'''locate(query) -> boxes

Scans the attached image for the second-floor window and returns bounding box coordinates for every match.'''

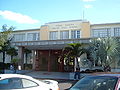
[114,27,120,36]
[27,33,39,41]
[92,28,111,37]
[13,33,25,41]
[71,30,80,39]
[60,31,69,39]
[49,31,58,40]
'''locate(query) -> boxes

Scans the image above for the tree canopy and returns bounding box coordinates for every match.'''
[62,43,87,69]
[0,25,14,49]
[0,25,14,63]
[90,37,120,67]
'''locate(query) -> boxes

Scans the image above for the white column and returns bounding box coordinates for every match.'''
[25,32,27,41]
[58,30,60,39]
[69,30,71,39]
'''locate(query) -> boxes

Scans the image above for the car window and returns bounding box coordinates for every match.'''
[70,76,118,90]
[0,78,22,89]
[22,78,39,88]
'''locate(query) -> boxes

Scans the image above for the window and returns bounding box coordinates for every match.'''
[60,31,69,39]
[114,27,120,36]
[49,31,58,40]
[0,78,22,89]
[27,33,39,41]
[22,79,38,88]
[92,28,111,37]
[0,78,39,89]
[13,33,25,41]
[71,30,80,39]
[71,76,118,90]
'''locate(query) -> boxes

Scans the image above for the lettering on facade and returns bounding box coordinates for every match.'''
[50,23,80,30]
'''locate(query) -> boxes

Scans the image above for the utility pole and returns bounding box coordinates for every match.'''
[82,10,85,20]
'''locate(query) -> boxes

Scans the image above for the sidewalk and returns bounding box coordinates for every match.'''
[3,70,120,80]
[25,71,70,79]
[4,70,32,74]
[24,71,91,80]
[4,70,91,80]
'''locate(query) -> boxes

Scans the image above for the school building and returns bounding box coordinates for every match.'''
[1,20,120,72]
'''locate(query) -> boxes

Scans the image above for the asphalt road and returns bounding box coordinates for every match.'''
[57,80,77,90]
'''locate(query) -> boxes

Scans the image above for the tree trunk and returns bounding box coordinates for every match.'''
[25,53,27,64]
[74,57,80,71]
[2,51,5,74]
[11,55,13,61]
[25,53,28,69]
[3,51,5,63]
[76,57,80,68]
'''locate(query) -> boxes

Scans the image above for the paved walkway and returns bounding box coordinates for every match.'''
[25,71,70,79]
[24,71,91,80]
[3,70,120,80]
[4,70,91,80]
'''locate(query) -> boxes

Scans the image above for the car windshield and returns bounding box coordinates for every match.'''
[70,76,118,90]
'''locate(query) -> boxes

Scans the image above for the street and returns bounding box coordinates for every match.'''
[57,80,77,90]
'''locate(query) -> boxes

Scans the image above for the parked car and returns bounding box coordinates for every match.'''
[0,74,59,90]
[70,74,120,90]
[80,66,104,73]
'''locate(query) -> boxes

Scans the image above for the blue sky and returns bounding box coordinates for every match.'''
[0,0,120,30]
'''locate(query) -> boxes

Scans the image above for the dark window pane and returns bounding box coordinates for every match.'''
[0,78,22,89]
[70,76,118,90]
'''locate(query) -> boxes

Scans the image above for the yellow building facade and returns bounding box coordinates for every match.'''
[39,20,90,40]
[12,20,120,42]
[8,20,120,72]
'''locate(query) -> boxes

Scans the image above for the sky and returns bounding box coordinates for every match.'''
[0,0,120,30]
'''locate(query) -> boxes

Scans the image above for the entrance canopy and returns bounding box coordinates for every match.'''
[12,38,90,50]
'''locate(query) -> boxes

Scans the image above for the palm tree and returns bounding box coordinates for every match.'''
[11,58,19,73]
[62,43,87,71]
[90,37,120,70]
[24,48,31,69]
[101,37,120,66]
[89,38,102,67]
[6,47,18,61]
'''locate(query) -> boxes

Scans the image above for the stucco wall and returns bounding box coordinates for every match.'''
[40,25,49,40]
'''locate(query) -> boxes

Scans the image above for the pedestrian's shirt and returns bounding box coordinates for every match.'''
[10,65,14,70]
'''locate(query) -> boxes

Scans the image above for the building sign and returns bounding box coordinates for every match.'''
[48,21,82,31]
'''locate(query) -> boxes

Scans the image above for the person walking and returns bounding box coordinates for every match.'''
[74,68,80,80]
[10,64,14,73]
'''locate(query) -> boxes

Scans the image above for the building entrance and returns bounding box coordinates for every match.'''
[37,50,62,72]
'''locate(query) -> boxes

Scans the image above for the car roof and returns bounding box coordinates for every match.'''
[100,74,120,77]
[0,74,33,80]
[91,74,120,78]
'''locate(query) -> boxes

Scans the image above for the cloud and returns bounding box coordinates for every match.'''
[82,0,96,2]
[84,4,93,8]
[0,10,39,24]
